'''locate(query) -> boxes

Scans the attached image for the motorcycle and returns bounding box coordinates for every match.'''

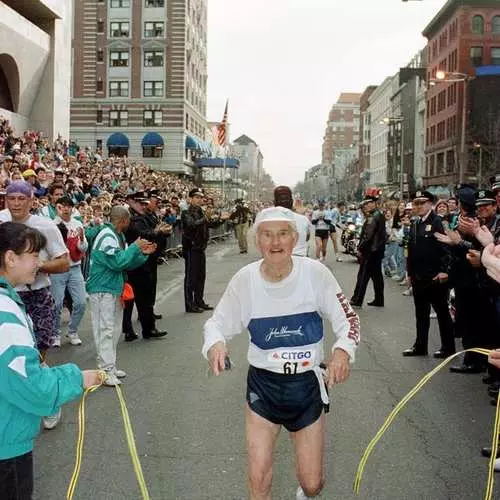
[341,217,362,257]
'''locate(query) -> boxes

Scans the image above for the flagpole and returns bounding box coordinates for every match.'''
[222,144,227,203]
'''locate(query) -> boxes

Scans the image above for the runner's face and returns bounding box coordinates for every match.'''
[257,221,298,264]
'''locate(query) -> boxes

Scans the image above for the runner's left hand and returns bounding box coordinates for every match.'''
[326,348,350,387]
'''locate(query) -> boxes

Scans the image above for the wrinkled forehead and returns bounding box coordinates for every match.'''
[257,220,295,233]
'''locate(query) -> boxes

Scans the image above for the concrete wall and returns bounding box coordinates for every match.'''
[0,0,72,139]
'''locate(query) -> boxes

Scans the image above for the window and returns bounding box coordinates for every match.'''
[143,81,163,97]
[492,48,500,66]
[96,110,103,123]
[437,152,445,174]
[110,22,129,37]
[145,0,164,6]
[97,20,104,33]
[144,50,163,67]
[446,150,454,173]
[109,110,128,127]
[144,22,164,37]
[493,16,500,34]
[109,81,129,97]
[110,0,130,6]
[96,79,103,92]
[97,49,104,62]
[470,46,483,67]
[96,139,103,150]
[143,110,163,126]
[472,15,484,34]
[110,50,129,67]
[143,145,163,158]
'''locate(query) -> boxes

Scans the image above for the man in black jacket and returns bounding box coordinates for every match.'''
[403,190,455,358]
[123,191,169,340]
[182,188,227,313]
[350,195,386,308]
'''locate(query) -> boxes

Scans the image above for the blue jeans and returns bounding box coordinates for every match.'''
[50,265,86,336]
[394,245,406,276]
[382,242,397,274]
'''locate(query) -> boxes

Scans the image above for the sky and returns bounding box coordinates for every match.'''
[207,0,447,187]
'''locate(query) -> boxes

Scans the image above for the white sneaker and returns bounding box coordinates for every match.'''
[430,311,437,319]
[402,288,413,296]
[52,336,61,348]
[336,256,343,262]
[43,408,62,430]
[296,486,311,499]
[494,458,500,472]
[66,333,82,346]
[103,371,122,386]
[114,369,127,379]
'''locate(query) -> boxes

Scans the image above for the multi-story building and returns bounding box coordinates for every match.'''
[321,93,361,165]
[423,0,500,187]
[0,0,72,139]
[356,86,377,196]
[70,0,209,172]
[231,135,264,200]
[368,76,395,186]
[303,164,332,202]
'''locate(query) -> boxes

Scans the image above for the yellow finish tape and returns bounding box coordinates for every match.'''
[66,375,151,500]
[353,348,498,499]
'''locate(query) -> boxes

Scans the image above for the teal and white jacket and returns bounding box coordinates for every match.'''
[0,278,83,460]
[86,223,148,296]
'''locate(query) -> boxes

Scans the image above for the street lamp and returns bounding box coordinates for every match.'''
[430,71,474,184]
[381,116,405,199]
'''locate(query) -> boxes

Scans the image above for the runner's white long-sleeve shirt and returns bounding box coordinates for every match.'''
[202,257,360,375]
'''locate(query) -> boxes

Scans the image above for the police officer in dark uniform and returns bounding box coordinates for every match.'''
[350,194,386,308]
[182,188,226,313]
[403,190,455,358]
[123,191,168,340]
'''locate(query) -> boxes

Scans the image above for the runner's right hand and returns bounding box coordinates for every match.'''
[207,341,228,376]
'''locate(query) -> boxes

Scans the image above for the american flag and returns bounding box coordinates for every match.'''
[216,100,228,146]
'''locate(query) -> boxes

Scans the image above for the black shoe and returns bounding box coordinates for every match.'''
[449,364,484,374]
[367,301,384,307]
[481,446,500,458]
[403,347,428,357]
[143,329,167,339]
[239,250,248,254]
[124,332,138,342]
[488,387,499,399]
[186,306,204,313]
[199,304,214,311]
[153,313,163,320]
[433,349,455,359]
[350,300,362,308]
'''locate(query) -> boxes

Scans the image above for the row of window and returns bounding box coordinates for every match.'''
[107,21,165,38]
[471,15,500,35]
[426,150,455,177]
[96,110,163,127]
[95,80,164,97]
[105,50,164,67]
[98,0,165,8]
[426,116,458,146]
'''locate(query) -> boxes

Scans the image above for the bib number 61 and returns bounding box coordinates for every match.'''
[283,361,298,375]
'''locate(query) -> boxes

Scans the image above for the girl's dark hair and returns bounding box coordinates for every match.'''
[0,222,46,266]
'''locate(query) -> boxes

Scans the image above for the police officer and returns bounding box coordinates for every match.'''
[403,190,455,358]
[182,188,226,313]
[350,194,386,308]
[123,191,168,340]
[229,198,252,254]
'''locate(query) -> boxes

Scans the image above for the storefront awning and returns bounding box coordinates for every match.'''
[196,157,239,168]
[107,132,129,147]
[142,132,164,147]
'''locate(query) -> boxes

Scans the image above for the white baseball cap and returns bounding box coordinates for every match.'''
[254,206,297,231]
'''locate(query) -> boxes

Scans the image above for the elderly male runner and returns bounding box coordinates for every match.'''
[203,206,360,500]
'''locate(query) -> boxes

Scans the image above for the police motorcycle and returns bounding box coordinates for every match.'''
[340,206,363,257]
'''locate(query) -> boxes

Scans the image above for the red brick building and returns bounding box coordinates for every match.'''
[423,0,500,187]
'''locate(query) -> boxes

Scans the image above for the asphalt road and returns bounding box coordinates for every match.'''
[34,239,498,500]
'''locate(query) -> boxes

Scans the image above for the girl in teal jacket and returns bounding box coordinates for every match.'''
[0,222,102,500]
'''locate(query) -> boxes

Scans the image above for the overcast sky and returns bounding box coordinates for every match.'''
[207,0,444,187]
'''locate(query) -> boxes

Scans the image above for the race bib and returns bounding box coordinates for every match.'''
[267,349,315,375]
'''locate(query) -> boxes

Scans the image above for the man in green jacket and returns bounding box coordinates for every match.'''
[87,206,157,386]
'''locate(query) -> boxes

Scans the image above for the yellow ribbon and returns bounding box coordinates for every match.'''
[66,376,151,500]
[353,348,498,499]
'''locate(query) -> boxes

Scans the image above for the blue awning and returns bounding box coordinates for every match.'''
[142,132,164,147]
[476,65,500,76]
[185,135,200,150]
[196,157,239,168]
[107,132,129,147]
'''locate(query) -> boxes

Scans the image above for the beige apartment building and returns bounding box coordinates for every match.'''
[70,0,209,172]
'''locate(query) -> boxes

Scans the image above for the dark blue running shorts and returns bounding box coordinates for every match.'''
[246,365,325,432]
